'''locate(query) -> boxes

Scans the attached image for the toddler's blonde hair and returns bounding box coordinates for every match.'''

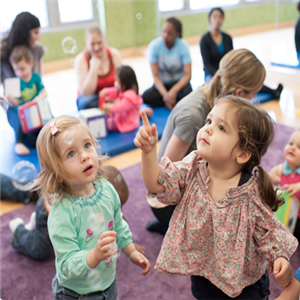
[34,115,105,204]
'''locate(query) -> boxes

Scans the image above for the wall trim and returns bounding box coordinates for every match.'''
[44,20,295,74]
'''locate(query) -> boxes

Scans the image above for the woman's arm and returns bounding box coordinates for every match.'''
[150,63,168,98]
[163,134,191,162]
[200,35,218,76]
[75,53,100,96]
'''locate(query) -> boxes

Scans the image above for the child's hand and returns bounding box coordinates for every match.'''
[6,95,19,107]
[134,112,158,154]
[269,172,281,185]
[129,250,151,276]
[99,89,107,99]
[281,182,300,196]
[103,103,111,113]
[273,257,292,287]
[95,231,118,262]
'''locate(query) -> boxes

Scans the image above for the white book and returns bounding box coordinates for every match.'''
[4,77,21,98]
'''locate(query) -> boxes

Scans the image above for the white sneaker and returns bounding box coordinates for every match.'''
[9,218,24,233]
[25,212,36,231]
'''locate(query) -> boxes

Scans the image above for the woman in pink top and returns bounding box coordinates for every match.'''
[134,96,298,299]
[99,65,142,133]
[269,129,300,241]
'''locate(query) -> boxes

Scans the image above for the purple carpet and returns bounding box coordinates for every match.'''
[1,123,299,300]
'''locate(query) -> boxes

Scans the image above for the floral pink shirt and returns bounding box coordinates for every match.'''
[148,151,298,298]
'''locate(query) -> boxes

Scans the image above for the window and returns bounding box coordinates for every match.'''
[190,0,240,10]
[158,0,184,12]
[58,0,93,24]
[0,0,48,33]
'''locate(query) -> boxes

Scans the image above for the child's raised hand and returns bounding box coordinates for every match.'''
[281,182,300,196]
[273,257,292,287]
[134,111,158,154]
[95,231,118,262]
[99,89,107,99]
[129,250,151,276]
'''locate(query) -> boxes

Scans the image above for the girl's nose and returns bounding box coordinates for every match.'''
[204,124,212,134]
[81,151,89,162]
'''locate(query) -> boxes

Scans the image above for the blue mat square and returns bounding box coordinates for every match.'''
[1,107,171,177]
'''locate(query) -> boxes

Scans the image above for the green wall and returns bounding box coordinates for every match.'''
[40,2,298,62]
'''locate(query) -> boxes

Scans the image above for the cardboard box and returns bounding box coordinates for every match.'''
[80,108,108,138]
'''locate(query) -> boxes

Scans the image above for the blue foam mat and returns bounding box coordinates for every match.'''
[271,61,300,69]
[251,92,274,105]
[1,107,171,177]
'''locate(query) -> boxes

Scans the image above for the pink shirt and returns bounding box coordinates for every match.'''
[148,151,298,298]
[99,87,142,133]
[280,161,300,218]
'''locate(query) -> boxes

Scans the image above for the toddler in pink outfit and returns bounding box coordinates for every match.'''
[269,130,300,239]
[99,65,142,133]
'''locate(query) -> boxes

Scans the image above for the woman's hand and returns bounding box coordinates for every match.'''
[163,89,177,110]
[281,182,300,196]
[134,112,158,154]
[89,55,102,71]
[273,257,292,287]
[129,250,151,276]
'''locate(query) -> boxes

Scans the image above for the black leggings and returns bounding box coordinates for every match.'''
[150,205,176,232]
[142,81,192,107]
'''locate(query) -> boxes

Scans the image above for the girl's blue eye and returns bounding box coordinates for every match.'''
[206,119,211,124]
[84,142,91,149]
[67,151,75,158]
[219,125,225,132]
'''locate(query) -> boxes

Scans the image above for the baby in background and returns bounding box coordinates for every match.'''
[269,129,300,240]
[134,95,298,299]
[6,45,47,155]
[34,115,150,300]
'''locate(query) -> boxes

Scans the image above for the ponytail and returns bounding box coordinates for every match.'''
[204,49,266,112]
[255,165,284,212]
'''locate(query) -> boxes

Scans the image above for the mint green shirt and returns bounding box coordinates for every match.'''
[48,179,133,294]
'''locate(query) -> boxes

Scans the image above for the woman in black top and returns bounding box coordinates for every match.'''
[296,1,300,61]
[200,7,283,99]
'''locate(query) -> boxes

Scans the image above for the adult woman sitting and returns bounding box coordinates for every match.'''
[1,12,44,155]
[142,17,192,110]
[147,48,266,234]
[296,1,300,62]
[200,7,283,98]
[75,25,122,110]
[1,12,43,82]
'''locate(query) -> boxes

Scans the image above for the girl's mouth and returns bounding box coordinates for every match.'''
[201,138,209,145]
[83,165,93,173]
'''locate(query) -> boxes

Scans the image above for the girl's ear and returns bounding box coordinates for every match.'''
[235,88,244,97]
[236,150,251,165]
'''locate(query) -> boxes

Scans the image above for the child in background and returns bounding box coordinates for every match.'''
[34,116,150,299]
[275,267,300,300]
[134,96,298,299]
[6,45,47,155]
[99,65,143,133]
[269,130,300,240]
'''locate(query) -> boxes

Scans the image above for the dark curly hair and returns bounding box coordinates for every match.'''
[2,12,40,61]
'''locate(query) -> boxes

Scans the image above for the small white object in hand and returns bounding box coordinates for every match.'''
[149,136,155,145]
